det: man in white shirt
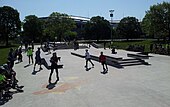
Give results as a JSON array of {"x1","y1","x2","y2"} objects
[{"x1": 85, "y1": 49, "x2": 94, "y2": 68}]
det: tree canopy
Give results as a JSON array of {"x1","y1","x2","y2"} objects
[
  {"x1": 43, "y1": 12, "x2": 77, "y2": 41},
  {"x1": 0, "y1": 6, "x2": 21, "y2": 46},
  {"x1": 23, "y1": 15, "x2": 43, "y2": 42},
  {"x1": 84, "y1": 16, "x2": 111, "y2": 41},
  {"x1": 141, "y1": 2, "x2": 170, "y2": 40},
  {"x1": 116, "y1": 16, "x2": 142, "y2": 40}
]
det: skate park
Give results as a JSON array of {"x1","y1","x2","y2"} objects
[
  {"x1": 1, "y1": 44, "x2": 170, "y2": 107},
  {"x1": 1, "y1": 1, "x2": 170, "y2": 106}
]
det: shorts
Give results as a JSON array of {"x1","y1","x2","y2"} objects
[
  {"x1": 101, "y1": 61, "x2": 106, "y2": 65},
  {"x1": 35, "y1": 58, "x2": 41, "y2": 64},
  {"x1": 51, "y1": 64, "x2": 58, "y2": 69}
]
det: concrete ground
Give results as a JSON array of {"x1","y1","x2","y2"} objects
[{"x1": 2, "y1": 45, "x2": 170, "y2": 107}]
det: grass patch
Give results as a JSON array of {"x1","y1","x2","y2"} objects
[
  {"x1": 110, "y1": 40, "x2": 167, "y2": 52},
  {"x1": 0, "y1": 44, "x2": 19, "y2": 65}
]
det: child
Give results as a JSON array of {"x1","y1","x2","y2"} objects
[
  {"x1": 84, "y1": 49, "x2": 94, "y2": 68},
  {"x1": 99, "y1": 52, "x2": 108, "y2": 73}
]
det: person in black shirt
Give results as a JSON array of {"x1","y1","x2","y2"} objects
[
  {"x1": 8, "y1": 48, "x2": 15, "y2": 69},
  {"x1": 49, "y1": 52, "x2": 60, "y2": 84},
  {"x1": 18, "y1": 47, "x2": 23, "y2": 62},
  {"x1": 33, "y1": 48, "x2": 42, "y2": 71}
]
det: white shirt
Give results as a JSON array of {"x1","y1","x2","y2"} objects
[{"x1": 85, "y1": 51, "x2": 91, "y2": 59}]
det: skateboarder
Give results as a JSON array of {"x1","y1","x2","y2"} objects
[
  {"x1": 99, "y1": 52, "x2": 108, "y2": 73},
  {"x1": 84, "y1": 49, "x2": 94, "y2": 69}
]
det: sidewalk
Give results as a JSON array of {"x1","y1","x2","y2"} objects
[{"x1": 2, "y1": 45, "x2": 170, "y2": 107}]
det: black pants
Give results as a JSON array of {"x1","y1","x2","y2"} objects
[
  {"x1": 101, "y1": 61, "x2": 108, "y2": 71},
  {"x1": 85, "y1": 58, "x2": 94, "y2": 68},
  {"x1": 28, "y1": 55, "x2": 33, "y2": 64},
  {"x1": 49, "y1": 66, "x2": 59, "y2": 83}
]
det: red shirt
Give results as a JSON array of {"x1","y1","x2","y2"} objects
[{"x1": 99, "y1": 55, "x2": 106, "y2": 62}]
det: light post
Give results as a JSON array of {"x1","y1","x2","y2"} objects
[{"x1": 109, "y1": 10, "x2": 114, "y2": 44}]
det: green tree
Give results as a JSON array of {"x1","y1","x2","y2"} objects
[
  {"x1": 23, "y1": 15, "x2": 43, "y2": 42},
  {"x1": 84, "y1": 16, "x2": 111, "y2": 41},
  {"x1": 141, "y1": 2, "x2": 170, "y2": 40},
  {"x1": 116, "y1": 16, "x2": 142, "y2": 40},
  {"x1": 43, "y1": 12, "x2": 76, "y2": 41},
  {"x1": 0, "y1": 6, "x2": 21, "y2": 46}
]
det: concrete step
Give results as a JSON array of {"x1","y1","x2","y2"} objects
[{"x1": 127, "y1": 53, "x2": 149, "y2": 59}]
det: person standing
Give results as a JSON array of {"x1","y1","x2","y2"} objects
[
  {"x1": 47, "y1": 42, "x2": 51, "y2": 54},
  {"x1": 104, "y1": 42, "x2": 106, "y2": 50},
  {"x1": 27, "y1": 47, "x2": 33, "y2": 65},
  {"x1": 33, "y1": 48, "x2": 42, "y2": 71},
  {"x1": 31, "y1": 41, "x2": 34, "y2": 50},
  {"x1": 49, "y1": 53, "x2": 60, "y2": 84},
  {"x1": 85, "y1": 49, "x2": 94, "y2": 68},
  {"x1": 18, "y1": 47, "x2": 23, "y2": 62},
  {"x1": 24, "y1": 42, "x2": 28, "y2": 52},
  {"x1": 99, "y1": 52, "x2": 108, "y2": 73},
  {"x1": 8, "y1": 48, "x2": 15, "y2": 69}
]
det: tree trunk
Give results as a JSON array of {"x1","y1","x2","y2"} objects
[
  {"x1": 5, "y1": 33, "x2": 8, "y2": 46},
  {"x1": 169, "y1": 24, "x2": 170, "y2": 42}
]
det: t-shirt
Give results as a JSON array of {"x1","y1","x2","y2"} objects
[
  {"x1": 99, "y1": 55, "x2": 106, "y2": 62},
  {"x1": 35, "y1": 50, "x2": 41, "y2": 59},
  {"x1": 50, "y1": 56, "x2": 59, "y2": 66},
  {"x1": 8, "y1": 51, "x2": 15, "y2": 61},
  {"x1": 27, "y1": 49, "x2": 33, "y2": 56},
  {"x1": 0, "y1": 74, "x2": 6, "y2": 84},
  {"x1": 85, "y1": 52, "x2": 91, "y2": 59}
]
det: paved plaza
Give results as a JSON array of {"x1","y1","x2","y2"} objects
[{"x1": 2, "y1": 45, "x2": 170, "y2": 107}]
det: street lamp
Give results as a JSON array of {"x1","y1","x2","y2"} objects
[{"x1": 109, "y1": 10, "x2": 114, "y2": 43}]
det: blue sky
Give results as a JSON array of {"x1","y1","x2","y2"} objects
[{"x1": 0, "y1": 0, "x2": 169, "y2": 21}]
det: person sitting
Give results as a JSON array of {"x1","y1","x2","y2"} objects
[
  {"x1": 111, "y1": 47, "x2": 117, "y2": 54},
  {"x1": 3, "y1": 62, "x2": 24, "y2": 92}
]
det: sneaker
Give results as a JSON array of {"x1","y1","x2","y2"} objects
[
  {"x1": 57, "y1": 78, "x2": 59, "y2": 81},
  {"x1": 17, "y1": 85, "x2": 24, "y2": 89}
]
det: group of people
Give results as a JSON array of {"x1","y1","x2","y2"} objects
[
  {"x1": 1, "y1": 43, "x2": 109, "y2": 97},
  {"x1": 126, "y1": 45, "x2": 145, "y2": 53},
  {"x1": 150, "y1": 43, "x2": 170, "y2": 55},
  {"x1": 0, "y1": 48, "x2": 24, "y2": 101},
  {"x1": 85, "y1": 49, "x2": 108, "y2": 73}
]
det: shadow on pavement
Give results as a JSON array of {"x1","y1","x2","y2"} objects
[
  {"x1": 46, "y1": 81, "x2": 58, "y2": 90},
  {"x1": 0, "y1": 89, "x2": 24, "y2": 106},
  {"x1": 32, "y1": 70, "x2": 41, "y2": 75},
  {"x1": 24, "y1": 64, "x2": 31, "y2": 68}
]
